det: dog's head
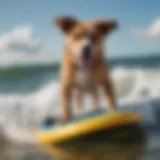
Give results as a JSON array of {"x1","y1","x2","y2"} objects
[{"x1": 53, "y1": 16, "x2": 118, "y2": 68}]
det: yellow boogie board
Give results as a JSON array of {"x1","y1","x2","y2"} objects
[{"x1": 37, "y1": 109, "x2": 143, "y2": 146}]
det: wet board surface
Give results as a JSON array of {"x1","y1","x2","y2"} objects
[
  {"x1": 37, "y1": 100, "x2": 159, "y2": 145},
  {"x1": 40, "y1": 100, "x2": 158, "y2": 129}
]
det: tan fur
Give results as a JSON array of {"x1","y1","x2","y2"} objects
[{"x1": 53, "y1": 17, "x2": 118, "y2": 122}]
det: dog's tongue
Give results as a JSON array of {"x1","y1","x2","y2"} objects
[{"x1": 80, "y1": 59, "x2": 92, "y2": 68}]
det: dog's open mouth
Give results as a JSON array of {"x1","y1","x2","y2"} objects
[{"x1": 79, "y1": 58, "x2": 93, "y2": 68}]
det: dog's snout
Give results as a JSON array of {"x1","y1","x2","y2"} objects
[{"x1": 82, "y1": 45, "x2": 91, "y2": 59}]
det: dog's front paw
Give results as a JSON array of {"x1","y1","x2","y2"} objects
[{"x1": 60, "y1": 112, "x2": 72, "y2": 124}]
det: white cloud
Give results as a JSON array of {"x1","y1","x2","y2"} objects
[
  {"x1": 0, "y1": 26, "x2": 41, "y2": 53},
  {"x1": 0, "y1": 26, "x2": 56, "y2": 67},
  {"x1": 133, "y1": 17, "x2": 160, "y2": 38}
]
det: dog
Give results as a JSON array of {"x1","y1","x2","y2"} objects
[{"x1": 53, "y1": 16, "x2": 118, "y2": 122}]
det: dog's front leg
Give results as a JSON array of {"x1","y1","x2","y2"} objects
[
  {"x1": 61, "y1": 84, "x2": 72, "y2": 122},
  {"x1": 91, "y1": 89, "x2": 99, "y2": 111},
  {"x1": 75, "y1": 90, "x2": 83, "y2": 114},
  {"x1": 102, "y1": 76, "x2": 117, "y2": 111}
]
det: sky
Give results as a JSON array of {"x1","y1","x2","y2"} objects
[{"x1": 0, "y1": 0, "x2": 160, "y2": 66}]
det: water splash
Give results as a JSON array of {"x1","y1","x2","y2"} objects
[{"x1": 0, "y1": 67, "x2": 159, "y2": 144}]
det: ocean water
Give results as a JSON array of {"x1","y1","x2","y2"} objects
[{"x1": 0, "y1": 54, "x2": 160, "y2": 159}]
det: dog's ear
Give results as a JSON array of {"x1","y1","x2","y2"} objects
[
  {"x1": 95, "y1": 19, "x2": 118, "y2": 35},
  {"x1": 53, "y1": 16, "x2": 78, "y2": 34}
]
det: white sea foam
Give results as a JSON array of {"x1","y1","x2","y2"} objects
[{"x1": 0, "y1": 67, "x2": 159, "y2": 144}]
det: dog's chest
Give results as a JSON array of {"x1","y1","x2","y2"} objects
[{"x1": 74, "y1": 69, "x2": 94, "y2": 88}]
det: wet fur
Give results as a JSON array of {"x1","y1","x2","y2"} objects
[{"x1": 53, "y1": 16, "x2": 118, "y2": 122}]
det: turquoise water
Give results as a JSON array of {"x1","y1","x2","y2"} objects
[
  {"x1": 0, "y1": 54, "x2": 160, "y2": 94},
  {"x1": 0, "y1": 54, "x2": 160, "y2": 160}
]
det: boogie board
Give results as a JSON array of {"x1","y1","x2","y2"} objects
[{"x1": 37, "y1": 109, "x2": 143, "y2": 146}]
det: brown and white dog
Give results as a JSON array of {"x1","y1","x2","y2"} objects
[{"x1": 53, "y1": 16, "x2": 118, "y2": 122}]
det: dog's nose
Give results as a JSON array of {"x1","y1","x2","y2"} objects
[{"x1": 82, "y1": 45, "x2": 91, "y2": 59}]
